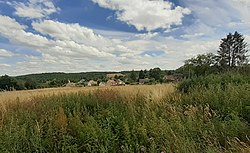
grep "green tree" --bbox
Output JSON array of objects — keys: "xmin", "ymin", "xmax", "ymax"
[
  {"xmin": 144, "ymin": 69, "xmax": 149, "ymax": 78},
  {"xmin": 24, "ymin": 79, "xmax": 37, "ymax": 89},
  {"xmin": 16, "ymin": 81, "xmax": 25, "ymax": 90},
  {"xmin": 149, "ymin": 68, "xmax": 161, "ymax": 81},
  {"xmin": 184, "ymin": 53, "xmax": 217, "ymax": 76},
  {"xmin": 185, "ymin": 53, "xmax": 216, "ymax": 67},
  {"xmin": 130, "ymin": 70, "xmax": 137, "ymax": 82},
  {"xmin": 233, "ymin": 32, "xmax": 249, "ymax": 66},
  {"xmin": 0, "ymin": 75, "xmax": 18, "ymax": 90},
  {"xmin": 217, "ymin": 31, "xmax": 249, "ymax": 68},
  {"xmin": 138, "ymin": 70, "xmax": 145, "ymax": 79}
]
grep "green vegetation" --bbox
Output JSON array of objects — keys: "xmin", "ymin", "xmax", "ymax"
[
  {"xmin": 0, "ymin": 68, "xmax": 172, "ymax": 91},
  {"xmin": 15, "ymin": 72, "xmax": 110, "ymax": 88},
  {"xmin": 0, "ymin": 75, "xmax": 23, "ymax": 91},
  {"xmin": 178, "ymin": 31, "xmax": 249, "ymax": 78},
  {"xmin": 217, "ymin": 31, "xmax": 248, "ymax": 68},
  {"xmin": 0, "ymin": 74, "xmax": 249, "ymax": 152},
  {"xmin": 177, "ymin": 72, "xmax": 250, "ymax": 93}
]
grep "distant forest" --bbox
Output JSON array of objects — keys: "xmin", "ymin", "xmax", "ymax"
[{"xmin": 0, "ymin": 69, "xmax": 175, "ymax": 90}]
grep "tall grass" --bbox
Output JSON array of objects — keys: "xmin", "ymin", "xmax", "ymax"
[{"xmin": 0, "ymin": 83, "xmax": 249, "ymax": 152}]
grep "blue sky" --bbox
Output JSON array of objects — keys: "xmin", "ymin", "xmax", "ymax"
[{"xmin": 0, "ymin": 0, "xmax": 250, "ymax": 75}]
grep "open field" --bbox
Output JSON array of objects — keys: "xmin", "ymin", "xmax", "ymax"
[
  {"xmin": 0, "ymin": 82, "xmax": 249, "ymax": 153},
  {"xmin": 0, "ymin": 84, "xmax": 175, "ymax": 104}
]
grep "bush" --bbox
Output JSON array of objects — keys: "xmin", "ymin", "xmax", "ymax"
[{"xmin": 177, "ymin": 72, "xmax": 250, "ymax": 93}]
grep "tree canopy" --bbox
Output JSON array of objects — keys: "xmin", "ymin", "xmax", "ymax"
[
  {"xmin": 217, "ymin": 31, "xmax": 249, "ymax": 68},
  {"xmin": 179, "ymin": 31, "xmax": 249, "ymax": 78},
  {"xmin": 0, "ymin": 75, "xmax": 18, "ymax": 91},
  {"xmin": 149, "ymin": 68, "xmax": 161, "ymax": 81}
]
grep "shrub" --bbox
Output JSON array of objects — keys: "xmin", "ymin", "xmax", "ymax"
[{"xmin": 177, "ymin": 72, "xmax": 250, "ymax": 93}]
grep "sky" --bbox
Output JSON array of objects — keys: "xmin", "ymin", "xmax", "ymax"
[{"xmin": 0, "ymin": 0, "xmax": 250, "ymax": 76}]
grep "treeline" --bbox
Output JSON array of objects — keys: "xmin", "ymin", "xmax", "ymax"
[
  {"xmin": 16, "ymin": 72, "xmax": 108, "ymax": 83},
  {"xmin": 0, "ymin": 75, "xmax": 41, "ymax": 90},
  {"xmin": 177, "ymin": 31, "xmax": 250, "ymax": 78},
  {"xmin": 0, "ymin": 69, "xmax": 174, "ymax": 91},
  {"xmin": 128, "ymin": 68, "xmax": 175, "ymax": 83},
  {"xmin": 0, "ymin": 72, "xmax": 111, "ymax": 90}
]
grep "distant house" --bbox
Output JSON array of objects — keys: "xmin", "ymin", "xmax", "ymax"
[
  {"xmin": 139, "ymin": 78, "xmax": 151, "ymax": 84},
  {"xmin": 99, "ymin": 82, "xmax": 106, "ymax": 86},
  {"xmin": 106, "ymin": 80, "xmax": 117, "ymax": 86},
  {"xmin": 117, "ymin": 79, "xmax": 126, "ymax": 86},
  {"xmin": 163, "ymin": 75, "xmax": 182, "ymax": 82},
  {"xmin": 106, "ymin": 73, "xmax": 126, "ymax": 79},
  {"xmin": 76, "ymin": 79, "xmax": 87, "ymax": 86},
  {"xmin": 66, "ymin": 80, "xmax": 76, "ymax": 87},
  {"xmin": 105, "ymin": 79, "xmax": 126, "ymax": 86},
  {"xmin": 87, "ymin": 80, "xmax": 98, "ymax": 86}
]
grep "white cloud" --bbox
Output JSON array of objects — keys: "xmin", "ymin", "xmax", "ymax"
[
  {"xmin": 183, "ymin": 41, "xmax": 219, "ymax": 58},
  {"xmin": 32, "ymin": 20, "xmax": 136, "ymax": 56},
  {"xmin": 0, "ymin": 15, "xmax": 116, "ymax": 60},
  {"xmin": 0, "ymin": 63, "xmax": 11, "ymax": 67},
  {"xmin": 245, "ymin": 35, "xmax": 250, "ymax": 43},
  {"xmin": 176, "ymin": 0, "xmax": 250, "ymax": 43},
  {"xmin": 0, "ymin": 15, "xmax": 188, "ymax": 75},
  {"xmin": 0, "ymin": 49, "xmax": 14, "ymax": 57},
  {"xmin": 181, "ymin": 33, "xmax": 204, "ymax": 39},
  {"xmin": 182, "ymin": 0, "xmax": 250, "ymax": 29},
  {"xmin": 0, "ymin": 15, "xmax": 51, "ymax": 49},
  {"xmin": 0, "ymin": 15, "xmax": 139, "ymax": 75},
  {"xmin": 10, "ymin": 0, "xmax": 60, "ymax": 19},
  {"xmin": 32, "ymin": 20, "xmax": 113, "ymax": 47},
  {"xmin": 92, "ymin": 0, "xmax": 191, "ymax": 31},
  {"xmin": 135, "ymin": 32, "xmax": 159, "ymax": 40},
  {"xmin": 0, "ymin": 15, "xmax": 26, "ymax": 31}
]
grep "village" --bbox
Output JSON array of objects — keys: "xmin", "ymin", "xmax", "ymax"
[{"xmin": 65, "ymin": 73, "xmax": 182, "ymax": 87}]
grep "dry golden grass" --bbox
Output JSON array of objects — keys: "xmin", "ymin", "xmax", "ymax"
[{"xmin": 0, "ymin": 84, "xmax": 175, "ymax": 104}]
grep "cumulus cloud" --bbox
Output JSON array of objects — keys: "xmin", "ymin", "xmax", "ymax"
[
  {"xmin": 0, "ymin": 15, "xmax": 51, "ymax": 49},
  {"xmin": 0, "ymin": 15, "xmax": 26, "ymax": 31},
  {"xmin": 0, "ymin": 14, "xmax": 191, "ymax": 75},
  {"xmin": 92, "ymin": 0, "xmax": 191, "ymax": 31},
  {"xmin": 32, "ymin": 20, "xmax": 113, "ymax": 47},
  {"xmin": 0, "ymin": 49, "xmax": 14, "ymax": 57},
  {"xmin": 10, "ymin": 0, "xmax": 60, "ymax": 19},
  {"xmin": 0, "ymin": 15, "xmax": 117, "ymax": 60},
  {"xmin": 0, "ymin": 63, "xmax": 11, "ymax": 67},
  {"xmin": 0, "ymin": 15, "xmax": 139, "ymax": 75},
  {"xmin": 32, "ymin": 20, "xmax": 136, "ymax": 56}
]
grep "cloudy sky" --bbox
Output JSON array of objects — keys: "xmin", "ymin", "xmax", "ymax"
[{"xmin": 0, "ymin": 0, "xmax": 250, "ymax": 76}]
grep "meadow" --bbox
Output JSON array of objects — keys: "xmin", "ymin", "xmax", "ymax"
[{"xmin": 0, "ymin": 79, "xmax": 249, "ymax": 153}]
